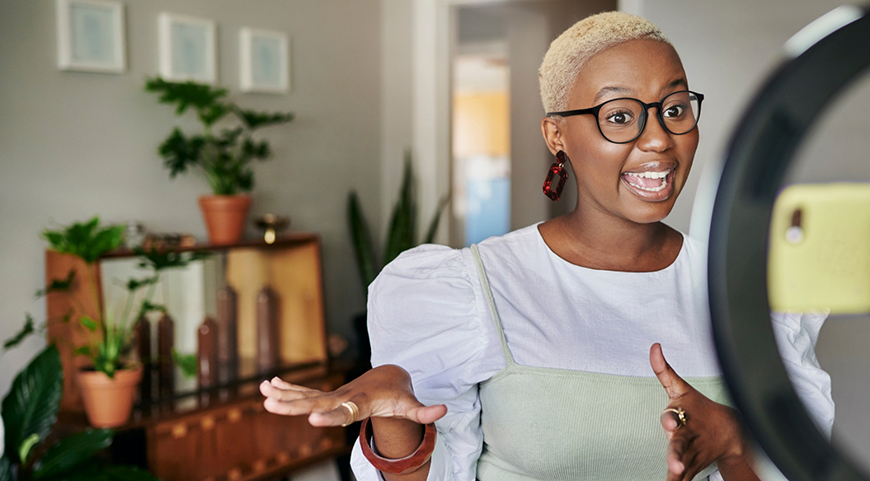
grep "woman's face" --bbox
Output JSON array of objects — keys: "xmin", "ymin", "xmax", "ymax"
[{"xmin": 549, "ymin": 39, "xmax": 699, "ymax": 225}]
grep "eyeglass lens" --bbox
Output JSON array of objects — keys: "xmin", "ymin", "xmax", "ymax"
[{"xmin": 597, "ymin": 91, "xmax": 701, "ymax": 143}]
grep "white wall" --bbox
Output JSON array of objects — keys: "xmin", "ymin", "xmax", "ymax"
[{"xmin": 0, "ymin": 0, "xmax": 381, "ymax": 399}]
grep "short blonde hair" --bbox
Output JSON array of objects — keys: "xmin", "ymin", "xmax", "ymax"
[{"xmin": 539, "ymin": 11, "xmax": 671, "ymax": 113}]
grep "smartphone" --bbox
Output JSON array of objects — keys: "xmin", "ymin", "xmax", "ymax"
[{"xmin": 768, "ymin": 183, "xmax": 870, "ymax": 314}]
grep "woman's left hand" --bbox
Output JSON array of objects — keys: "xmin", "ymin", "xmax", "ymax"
[{"xmin": 650, "ymin": 343, "xmax": 760, "ymax": 481}]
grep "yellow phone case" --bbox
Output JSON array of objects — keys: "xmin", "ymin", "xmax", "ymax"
[{"xmin": 768, "ymin": 183, "xmax": 870, "ymax": 313}]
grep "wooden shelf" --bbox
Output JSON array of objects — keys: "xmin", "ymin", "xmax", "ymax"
[{"xmin": 45, "ymin": 232, "xmax": 346, "ymax": 481}]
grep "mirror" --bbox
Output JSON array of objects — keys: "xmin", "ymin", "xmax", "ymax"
[{"xmin": 93, "ymin": 236, "xmax": 329, "ymax": 409}]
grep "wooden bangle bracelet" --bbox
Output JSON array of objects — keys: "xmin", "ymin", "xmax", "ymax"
[{"xmin": 359, "ymin": 417, "xmax": 437, "ymax": 475}]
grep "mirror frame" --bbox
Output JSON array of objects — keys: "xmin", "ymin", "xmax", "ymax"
[{"xmin": 709, "ymin": 6, "xmax": 870, "ymax": 481}]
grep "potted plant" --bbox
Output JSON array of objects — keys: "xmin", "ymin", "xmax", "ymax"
[
  {"xmin": 0, "ymin": 345, "xmax": 161, "ymax": 480},
  {"xmin": 347, "ymin": 152, "xmax": 449, "ymax": 365},
  {"xmin": 145, "ymin": 77, "xmax": 294, "ymax": 245},
  {"xmin": 5, "ymin": 217, "xmax": 200, "ymax": 428}
]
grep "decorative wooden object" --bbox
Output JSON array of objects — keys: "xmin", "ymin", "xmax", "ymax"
[
  {"xmin": 157, "ymin": 314, "xmax": 175, "ymax": 400},
  {"xmin": 134, "ymin": 317, "xmax": 152, "ymax": 404},
  {"xmin": 216, "ymin": 286, "xmax": 239, "ymax": 384},
  {"xmin": 198, "ymin": 317, "xmax": 219, "ymax": 405},
  {"xmin": 256, "ymin": 287, "xmax": 280, "ymax": 374}
]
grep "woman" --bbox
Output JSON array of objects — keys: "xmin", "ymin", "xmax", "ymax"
[{"xmin": 261, "ymin": 12, "xmax": 833, "ymax": 481}]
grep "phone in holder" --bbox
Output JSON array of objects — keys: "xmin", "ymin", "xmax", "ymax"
[{"xmin": 768, "ymin": 183, "xmax": 870, "ymax": 314}]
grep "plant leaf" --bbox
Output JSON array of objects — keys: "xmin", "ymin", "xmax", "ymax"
[
  {"xmin": 42, "ymin": 217, "xmax": 124, "ymax": 264},
  {"xmin": 73, "ymin": 346, "xmax": 91, "ymax": 357},
  {"xmin": 172, "ymin": 349, "xmax": 197, "ymax": 379},
  {"xmin": 384, "ymin": 154, "xmax": 416, "ymax": 266},
  {"xmin": 3, "ymin": 314, "xmax": 36, "ymax": 350},
  {"xmin": 31, "ymin": 429, "xmax": 113, "ymax": 480},
  {"xmin": 125, "ymin": 276, "xmax": 159, "ymax": 292},
  {"xmin": 19, "ymin": 433, "xmax": 40, "ymax": 464},
  {"xmin": 158, "ymin": 129, "xmax": 204, "ymax": 178},
  {"xmin": 0, "ymin": 456, "xmax": 12, "ymax": 481},
  {"xmin": 144, "ymin": 77, "xmax": 228, "ymax": 117},
  {"xmin": 347, "ymin": 191, "xmax": 378, "ymax": 294},
  {"xmin": 80, "ymin": 316, "xmax": 98, "ymax": 332},
  {"xmin": 133, "ymin": 248, "xmax": 210, "ymax": 271},
  {"xmin": 1, "ymin": 345, "xmax": 62, "ymax": 463},
  {"xmin": 35, "ymin": 270, "xmax": 76, "ymax": 299},
  {"xmin": 232, "ymin": 106, "xmax": 294, "ymax": 130},
  {"xmin": 423, "ymin": 195, "xmax": 450, "ymax": 244}
]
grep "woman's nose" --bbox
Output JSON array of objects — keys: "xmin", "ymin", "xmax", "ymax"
[{"xmin": 636, "ymin": 107, "xmax": 674, "ymax": 152}]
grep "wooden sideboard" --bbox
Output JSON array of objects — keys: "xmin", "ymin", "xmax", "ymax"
[{"xmin": 46, "ymin": 233, "xmax": 353, "ymax": 481}]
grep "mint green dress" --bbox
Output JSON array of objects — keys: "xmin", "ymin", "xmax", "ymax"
[{"xmin": 471, "ymin": 245, "xmax": 730, "ymax": 481}]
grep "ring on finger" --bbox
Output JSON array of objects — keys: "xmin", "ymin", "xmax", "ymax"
[
  {"xmin": 663, "ymin": 407, "xmax": 687, "ymax": 429},
  {"xmin": 340, "ymin": 401, "xmax": 360, "ymax": 427}
]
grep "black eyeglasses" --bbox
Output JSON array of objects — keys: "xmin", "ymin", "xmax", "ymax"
[{"xmin": 547, "ymin": 90, "xmax": 704, "ymax": 144}]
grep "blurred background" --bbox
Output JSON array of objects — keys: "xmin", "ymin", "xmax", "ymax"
[{"xmin": 2, "ymin": 0, "xmax": 870, "ymax": 479}]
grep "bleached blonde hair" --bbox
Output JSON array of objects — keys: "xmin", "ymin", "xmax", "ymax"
[{"xmin": 539, "ymin": 11, "xmax": 671, "ymax": 113}]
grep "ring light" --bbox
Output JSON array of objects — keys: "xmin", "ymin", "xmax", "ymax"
[{"xmin": 708, "ymin": 5, "xmax": 870, "ymax": 481}]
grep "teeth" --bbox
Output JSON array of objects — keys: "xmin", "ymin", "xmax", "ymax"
[
  {"xmin": 623, "ymin": 171, "xmax": 670, "ymax": 192},
  {"xmin": 626, "ymin": 171, "xmax": 669, "ymax": 179}
]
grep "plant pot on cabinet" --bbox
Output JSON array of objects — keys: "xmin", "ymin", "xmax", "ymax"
[
  {"xmin": 76, "ymin": 366, "xmax": 143, "ymax": 428},
  {"xmin": 198, "ymin": 195, "xmax": 252, "ymax": 245}
]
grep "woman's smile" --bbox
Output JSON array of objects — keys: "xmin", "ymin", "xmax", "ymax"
[{"xmin": 620, "ymin": 164, "xmax": 678, "ymax": 202}]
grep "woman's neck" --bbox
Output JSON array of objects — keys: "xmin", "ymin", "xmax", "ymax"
[{"xmin": 537, "ymin": 207, "xmax": 682, "ymax": 272}]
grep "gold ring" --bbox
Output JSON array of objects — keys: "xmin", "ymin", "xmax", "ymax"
[
  {"xmin": 340, "ymin": 401, "xmax": 360, "ymax": 427},
  {"xmin": 663, "ymin": 407, "xmax": 687, "ymax": 429}
]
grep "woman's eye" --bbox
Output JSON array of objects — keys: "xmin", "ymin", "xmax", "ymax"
[
  {"xmin": 604, "ymin": 111, "xmax": 634, "ymax": 125},
  {"xmin": 663, "ymin": 104, "xmax": 686, "ymax": 118}
]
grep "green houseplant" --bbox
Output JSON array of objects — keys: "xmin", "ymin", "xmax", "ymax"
[
  {"xmin": 0, "ymin": 346, "xmax": 161, "ymax": 481},
  {"xmin": 347, "ymin": 153, "xmax": 448, "ymax": 364},
  {"xmin": 5, "ymin": 217, "xmax": 202, "ymax": 428},
  {"xmin": 145, "ymin": 77, "xmax": 294, "ymax": 245}
]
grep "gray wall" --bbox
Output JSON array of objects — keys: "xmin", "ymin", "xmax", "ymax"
[{"xmin": 0, "ymin": 0, "xmax": 381, "ymax": 399}]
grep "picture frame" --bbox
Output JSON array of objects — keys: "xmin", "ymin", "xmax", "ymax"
[
  {"xmin": 239, "ymin": 28, "xmax": 290, "ymax": 93},
  {"xmin": 158, "ymin": 12, "xmax": 217, "ymax": 83},
  {"xmin": 56, "ymin": 0, "xmax": 126, "ymax": 73}
]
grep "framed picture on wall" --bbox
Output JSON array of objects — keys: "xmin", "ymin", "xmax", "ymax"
[
  {"xmin": 56, "ymin": 0, "xmax": 126, "ymax": 73},
  {"xmin": 158, "ymin": 13, "xmax": 217, "ymax": 83},
  {"xmin": 239, "ymin": 28, "xmax": 290, "ymax": 93}
]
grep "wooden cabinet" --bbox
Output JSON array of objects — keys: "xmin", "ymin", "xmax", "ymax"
[
  {"xmin": 46, "ymin": 233, "xmax": 350, "ymax": 481},
  {"xmin": 137, "ymin": 372, "xmax": 347, "ymax": 481}
]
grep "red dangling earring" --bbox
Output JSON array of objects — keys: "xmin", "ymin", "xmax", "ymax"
[{"xmin": 542, "ymin": 150, "xmax": 569, "ymax": 201}]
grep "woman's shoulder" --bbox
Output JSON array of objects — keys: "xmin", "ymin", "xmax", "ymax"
[{"xmin": 367, "ymin": 243, "xmax": 507, "ymax": 383}]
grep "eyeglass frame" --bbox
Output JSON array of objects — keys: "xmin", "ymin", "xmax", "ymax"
[{"xmin": 546, "ymin": 90, "xmax": 705, "ymax": 144}]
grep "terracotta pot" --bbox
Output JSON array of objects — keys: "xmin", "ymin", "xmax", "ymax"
[
  {"xmin": 198, "ymin": 195, "xmax": 253, "ymax": 245},
  {"xmin": 77, "ymin": 366, "xmax": 143, "ymax": 428}
]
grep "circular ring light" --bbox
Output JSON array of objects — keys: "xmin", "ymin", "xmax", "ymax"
[{"xmin": 709, "ymin": 6, "xmax": 870, "ymax": 481}]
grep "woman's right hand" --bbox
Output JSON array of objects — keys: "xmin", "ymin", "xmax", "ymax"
[{"xmin": 259, "ymin": 364, "xmax": 447, "ymax": 427}]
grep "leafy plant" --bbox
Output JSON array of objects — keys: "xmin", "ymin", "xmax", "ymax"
[
  {"xmin": 145, "ymin": 77, "xmax": 294, "ymax": 195},
  {"xmin": 4, "ymin": 217, "xmax": 207, "ymax": 379},
  {"xmin": 0, "ymin": 346, "xmax": 160, "ymax": 481},
  {"xmin": 347, "ymin": 152, "xmax": 449, "ymax": 296}
]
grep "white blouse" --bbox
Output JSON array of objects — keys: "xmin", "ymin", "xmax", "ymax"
[{"xmin": 350, "ymin": 224, "xmax": 834, "ymax": 481}]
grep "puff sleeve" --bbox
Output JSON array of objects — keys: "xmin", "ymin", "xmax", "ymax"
[
  {"xmin": 770, "ymin": 311, "xmax": 835, "ymax": 437},
  {"xmin": 350, "ymin": 245, "xmax": 505, "ymax": 481}
]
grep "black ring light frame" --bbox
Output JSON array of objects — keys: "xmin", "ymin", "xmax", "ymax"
[{"xmin": 709, "ymin": 6, "xmax": 870, "ymax": 481}]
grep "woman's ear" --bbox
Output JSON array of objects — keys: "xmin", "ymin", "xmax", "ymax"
[{"xmin": 541, "ymin": 117, "xmax": 565, "ymax": 156}]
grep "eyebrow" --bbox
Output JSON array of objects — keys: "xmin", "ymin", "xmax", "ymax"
[
  {"xmin": 592, "ymin": 86, "xmax": 633, "ymax": 105},
  {"xmin": 591, "ymin": 78, "xmax": 689, "ymax": 105}
]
